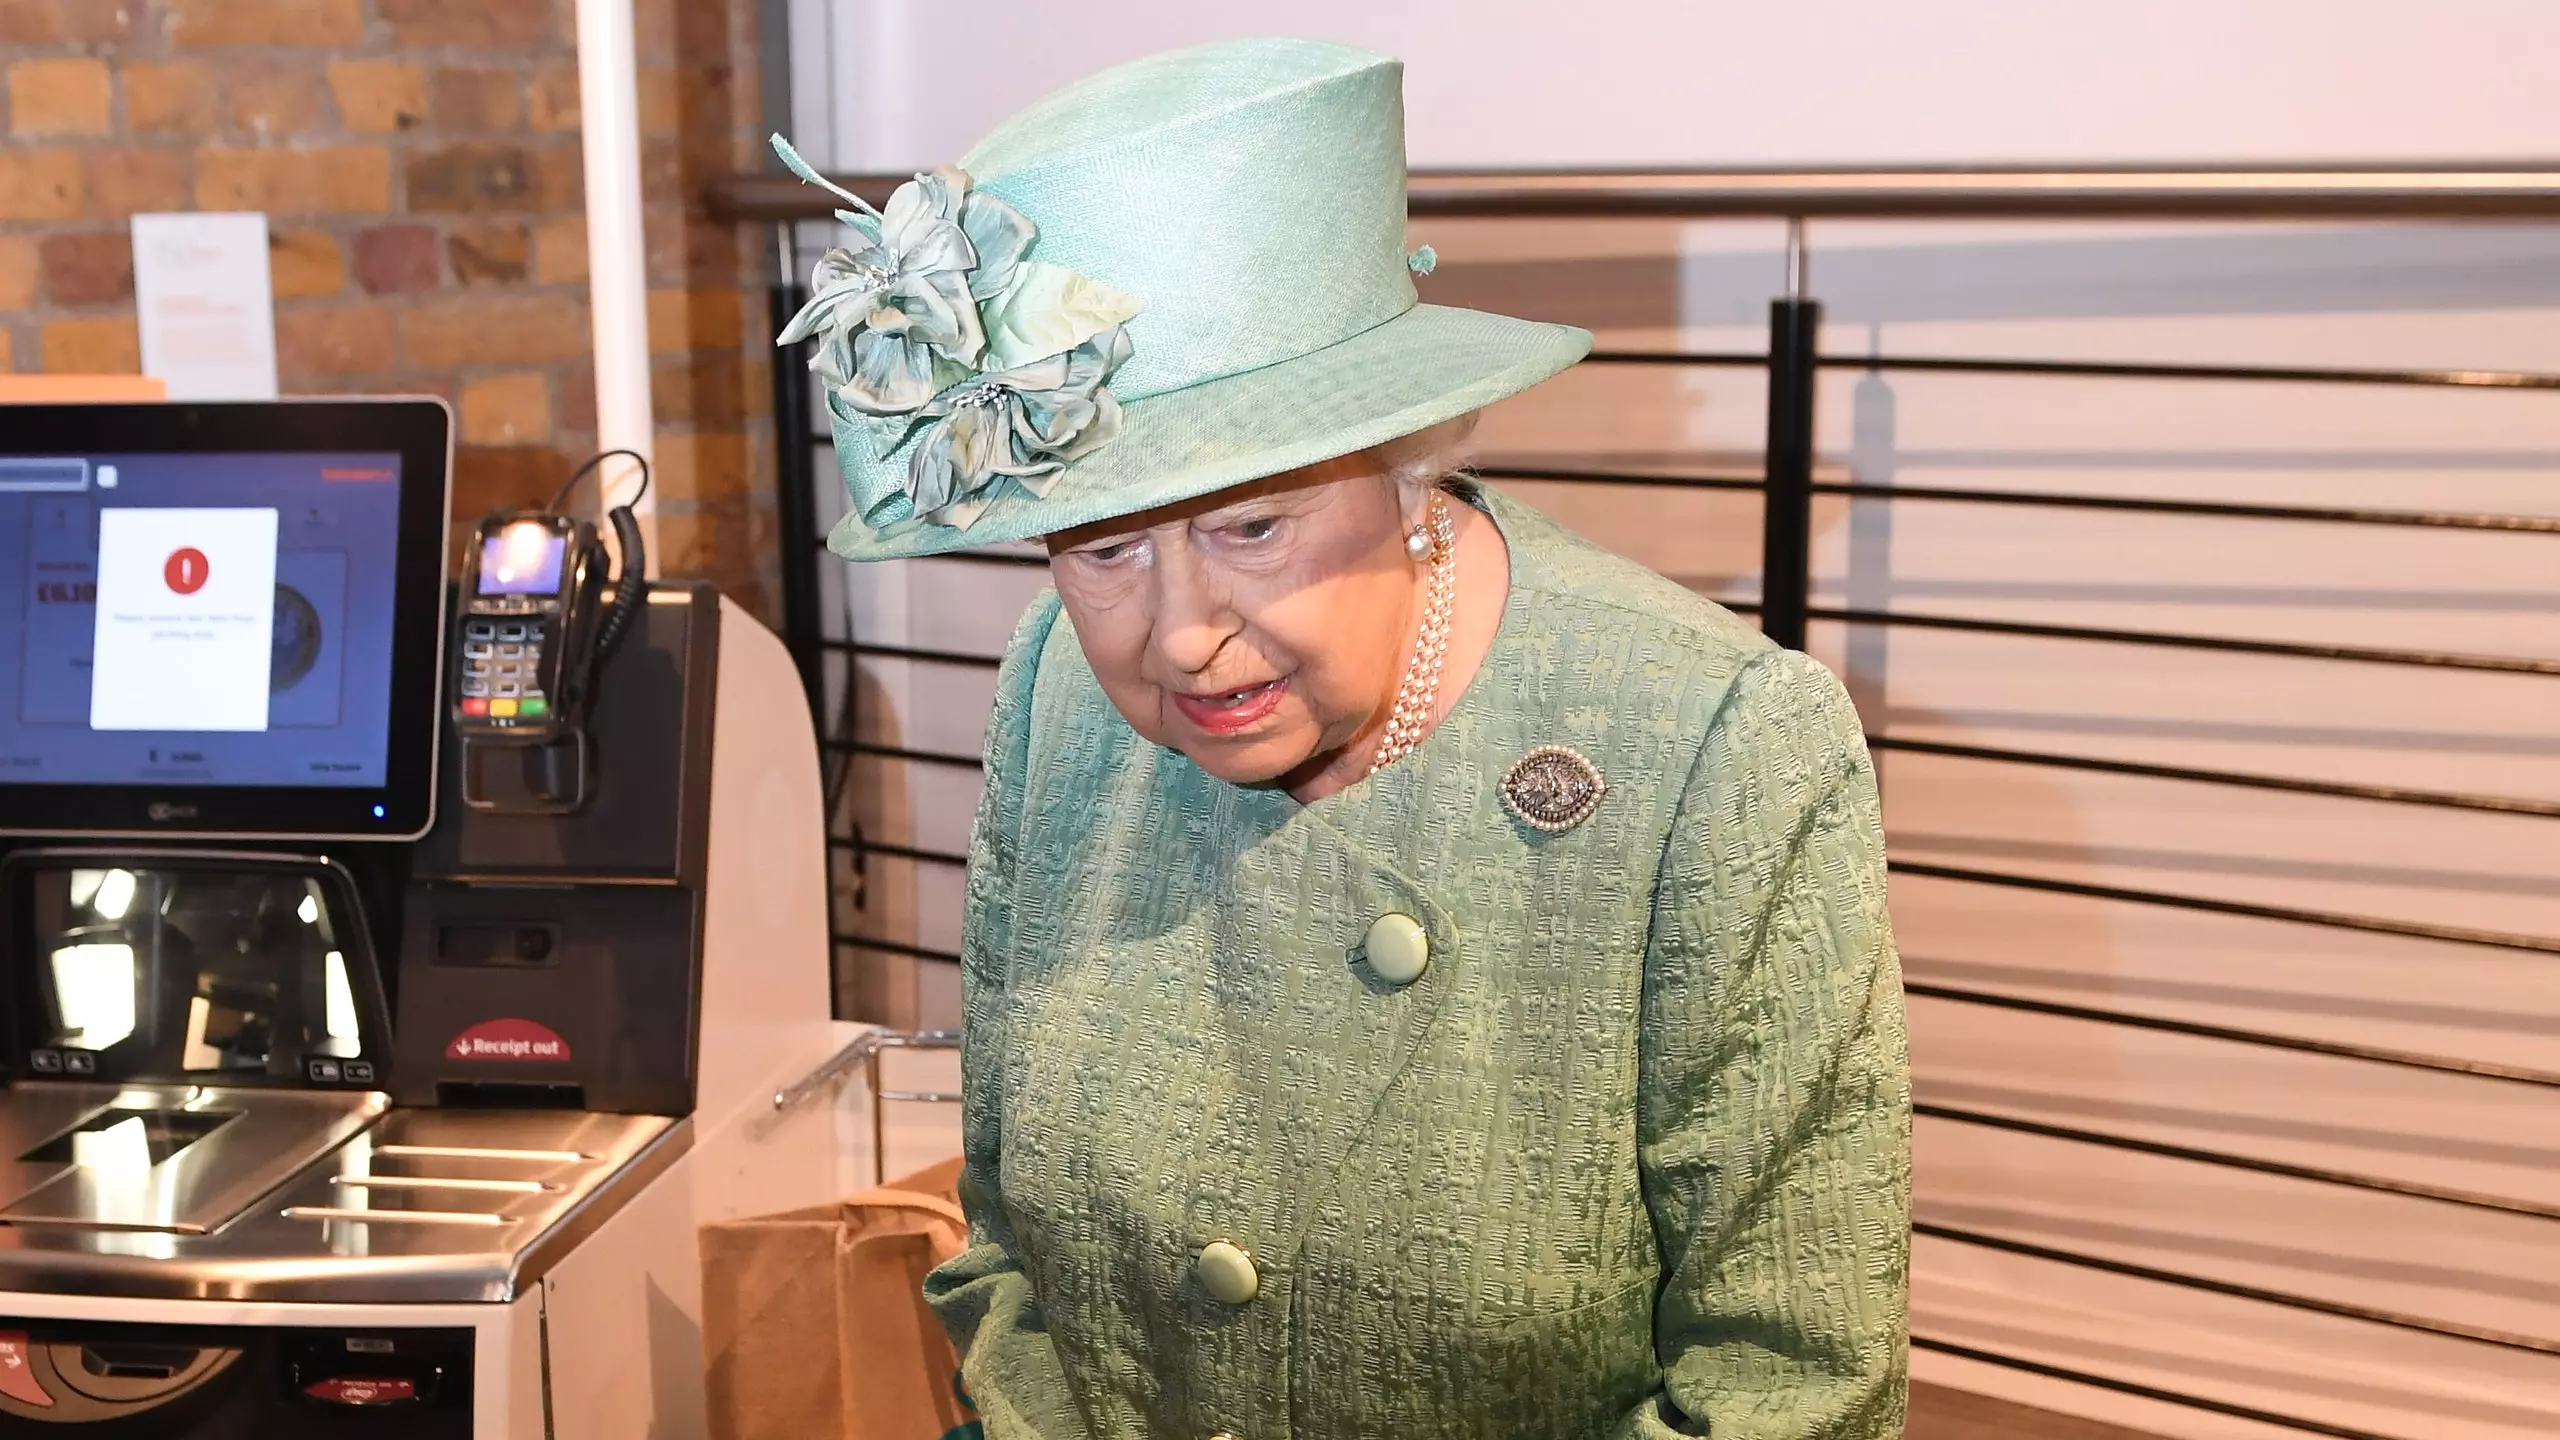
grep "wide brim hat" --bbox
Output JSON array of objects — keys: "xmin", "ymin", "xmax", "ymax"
[{"xmin": 781, "ymin": 38, "xmax": 1591, "ymax": 561}]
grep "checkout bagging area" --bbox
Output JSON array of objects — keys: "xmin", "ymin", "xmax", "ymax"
[{"xmin": 0, "ymin": 399, "xmax": 875, "ymax": 1436}]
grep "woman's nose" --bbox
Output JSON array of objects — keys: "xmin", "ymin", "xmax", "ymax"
[{"xmin": 1147, "ymin": 544, "xmax": 1236, "ymax": 677}]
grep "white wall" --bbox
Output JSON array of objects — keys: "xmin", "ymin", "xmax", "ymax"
[
  {"xmin": 783, "ymin": 6, "xmax": 2560, "ymax": 1436},
  {"xmin": 793, "ymin": 0, "xmax": 2560, "ymax": 169}
]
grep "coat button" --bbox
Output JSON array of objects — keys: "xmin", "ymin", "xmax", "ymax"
[
  {"xmin": 1364, "ymin": 912, "xmax": 1429, "ymax": 985},
  {"xmin": 1196, "ymin": 1239, "xmax": 1259, "ymax": 1305}
]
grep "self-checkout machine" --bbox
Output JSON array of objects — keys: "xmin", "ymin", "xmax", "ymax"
[{"xmin": 0, "ymin": 400, "xmax": 846, "ymax": 1436}]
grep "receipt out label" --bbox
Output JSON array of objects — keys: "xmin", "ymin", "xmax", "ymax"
[
  {"xmin": 305, "ymin": 1377, "xmax": 417, "ymax": 1406},
  {"xmin": 445, "ymin": 1018, "xmax": 572, "ymax": 1063},
  {"xmin": 0, "ymin": 1332, "xmax": 54, "ymax": 1407},
  {"xmin": 90, "ymin": 507, "xmax": 278, "ymax": 732}
]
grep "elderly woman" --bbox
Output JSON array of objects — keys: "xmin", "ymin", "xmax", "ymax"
[{"xmin": 779, "ymin": 37, "xmax": 1908, "ymax": 1440}]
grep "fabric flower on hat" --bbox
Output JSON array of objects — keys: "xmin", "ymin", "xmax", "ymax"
[
  {"xmin": 773, "ymin": 155, "xmax": 1036, "ymax": 414},
  {"xmin": 771, "ymin": 132, "xmax": 1144, "ymax": 530},
  {"xmin": 881, "ymin": 326, "xmax": 1133, "ymax": 529}
]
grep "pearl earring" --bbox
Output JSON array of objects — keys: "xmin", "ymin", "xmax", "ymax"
[{"xmin": 1405, "ymin": 525, "xmax": 1432, "ymax": 559}]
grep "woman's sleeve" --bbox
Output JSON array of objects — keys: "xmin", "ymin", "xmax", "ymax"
[
  {"xmin": 921, "ymin": 593, "xmax": 1088, "ymax": 1439},
  {"xmin": 1622, "ymin": 646, "xmax": 1911, "ymax": 1440}
]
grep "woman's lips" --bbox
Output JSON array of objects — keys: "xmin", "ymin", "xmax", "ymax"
[{"xmin": 1171, "ymin": 677, "xmax": 1288, "ymax": 735}]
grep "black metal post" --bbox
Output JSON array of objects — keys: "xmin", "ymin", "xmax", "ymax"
[
  {"xmin": 768, "ymin": 223, "xmax": 821, "ymax": 712},
  {"xmin": 1760, "ymin": 220, "xmax": 1819, "ymax": 650}
]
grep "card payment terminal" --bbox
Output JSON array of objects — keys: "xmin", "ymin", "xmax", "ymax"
[
  {"xmin": 452, "ymin": 449, "xmax": 648, "ymax": 751},
  {"xmin": 454, "ymin": 513, "xmax": 585, "ymax": 736}
]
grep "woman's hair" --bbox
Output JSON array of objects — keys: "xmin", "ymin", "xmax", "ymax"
[{"xmin": 1368, "ymin": 411, "xmax": 1481, "ymax": 493}]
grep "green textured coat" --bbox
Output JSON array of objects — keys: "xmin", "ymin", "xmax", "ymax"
[{"xmin": 926, "ymin": 486, "xmax": 1911, "ymax": 1439}]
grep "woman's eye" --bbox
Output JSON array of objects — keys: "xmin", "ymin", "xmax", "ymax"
[
  {"xmin": 1231, "ymin": 516, "xmax": 1279, "ymax": 542},
  {"xmin": 1068, "ymin": 535, "xmax": 1142, "ymax": 566}
]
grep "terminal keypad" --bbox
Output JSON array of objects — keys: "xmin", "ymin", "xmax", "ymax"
[{"xmin": 457, "ymin": 617, "xmax": 552, "ymax": 721}]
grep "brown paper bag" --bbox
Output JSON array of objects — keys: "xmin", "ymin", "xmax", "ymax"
[{"xmin": 701, "ymin": 1157, "xmax": 982, "ymax": 1440}]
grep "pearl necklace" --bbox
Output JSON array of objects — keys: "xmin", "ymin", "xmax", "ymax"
[{"xmin": 1369, "ymin": 492, "xmax": 1458, "ymax": 776}]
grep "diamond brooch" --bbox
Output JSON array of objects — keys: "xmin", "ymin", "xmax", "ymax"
[{"xmin": 1500, "ymin": 744, "xmax": 1606, "ymax": 833}]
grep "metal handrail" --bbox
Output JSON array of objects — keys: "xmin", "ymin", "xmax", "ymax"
[
  {"xmin": 772, "ymin": 1026, "xmax": 959, "ymax": 1113},
  {"xmin": 712, "ymin": 163, "xmax": 2560, "ymax": 223},
  {"xmin": 773, "ymin": 1027, "xmax": 963, "ymax": 1187}
]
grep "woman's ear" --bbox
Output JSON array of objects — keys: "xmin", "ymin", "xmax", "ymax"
[
  {"xmin": 1389, "ymin": 467, "xmax": 1435, "ymax": 537},
  {"xmin": 1374, "ymin": 412, "xmax": 1478, "ymax": 540}
]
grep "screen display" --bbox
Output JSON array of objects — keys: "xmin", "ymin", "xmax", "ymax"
[
  {"xmin": 0, "ymin": 452, "xmax": 405, "ymax": 789},
  {"xmin": 476, "ymin": 524, "xmax": 566, "ymax": 596}
]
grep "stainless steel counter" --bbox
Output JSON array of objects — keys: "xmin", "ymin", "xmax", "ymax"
[
  {"xmin": 0, "ymin": 1083, "xmax": 385, "ymax": 1235},
  {"xmin": 0, "ymin": 1085, "xmax": 686, "ymax": 1304}
]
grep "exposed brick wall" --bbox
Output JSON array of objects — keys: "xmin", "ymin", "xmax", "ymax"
[{"xmin": 0, "ymin": 0, "xmax": 782, "ymax": 618}]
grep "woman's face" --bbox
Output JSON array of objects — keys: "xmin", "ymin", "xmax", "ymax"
[{"xmin": 1046, "ymin": 456, "xmax": 1424, "ymax": 789}]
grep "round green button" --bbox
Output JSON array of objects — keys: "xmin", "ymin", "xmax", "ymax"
[
  {"xmin": 1365, "ymin": 912, "xmax": 1430, "ymax": 985},
  {"xmin": 1196, "ymin": 1239, "xmax": 1259, "ymax": 1305}
]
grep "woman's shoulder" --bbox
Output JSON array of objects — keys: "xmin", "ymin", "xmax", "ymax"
[
  {"xmin": 1484, "ymin": 486, "xmax": 1867, "ymax": 778},
  {"xmin": 1490, "ymin": 487, "xmax": 1768, "ymax": 662},
  {"xmin": 986, "ymin": 587, "xmax": 1142, "ymax": 767},
  {"xmin": 1489, "ymin": 487, "xmax": 1776, "ymax": 684},
  {"xmin": 996, "ymin": 584, "xmax": 1071, "ymax": 678},
  {"xmin": 981, "ymin": 586, "xmax": 1082, "ymax": 767}
]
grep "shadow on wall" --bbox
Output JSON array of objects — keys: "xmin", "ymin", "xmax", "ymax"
[
  {"xmin": 646, "ymin": 1274, "xmax": 706, "ymax": 1440},
  {"xmin": 1430, "ymin": 223, "xmax": 2560, "ymax": 328},
  {"xmin": 1440, "ymin": 214, "xmax": 2560, "ymax": 1434}
]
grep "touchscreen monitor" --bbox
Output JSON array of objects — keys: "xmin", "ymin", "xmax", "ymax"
[{"xmin": 0, "ymin": 401, "xmax": 450, "ymax": 839}]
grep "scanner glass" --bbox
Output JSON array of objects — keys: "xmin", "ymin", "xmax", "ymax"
[{"xmin": 17, "ymin": 862, "xmax": 374, "ymax": 1082}]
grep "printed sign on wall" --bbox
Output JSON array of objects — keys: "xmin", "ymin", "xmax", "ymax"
[{"xmin": 131, "ymin": 212, "xmax": 279, "ymax": 401}]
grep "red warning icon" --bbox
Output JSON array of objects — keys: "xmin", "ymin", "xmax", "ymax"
[{"xmin": 163, "ymin": 547, "xmax": 209, "ymax": 595}]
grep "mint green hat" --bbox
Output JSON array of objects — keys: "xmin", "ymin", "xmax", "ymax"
[{"xmin": 773, "ymin": 37, "xmax": 1592, "ymax": 562}]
